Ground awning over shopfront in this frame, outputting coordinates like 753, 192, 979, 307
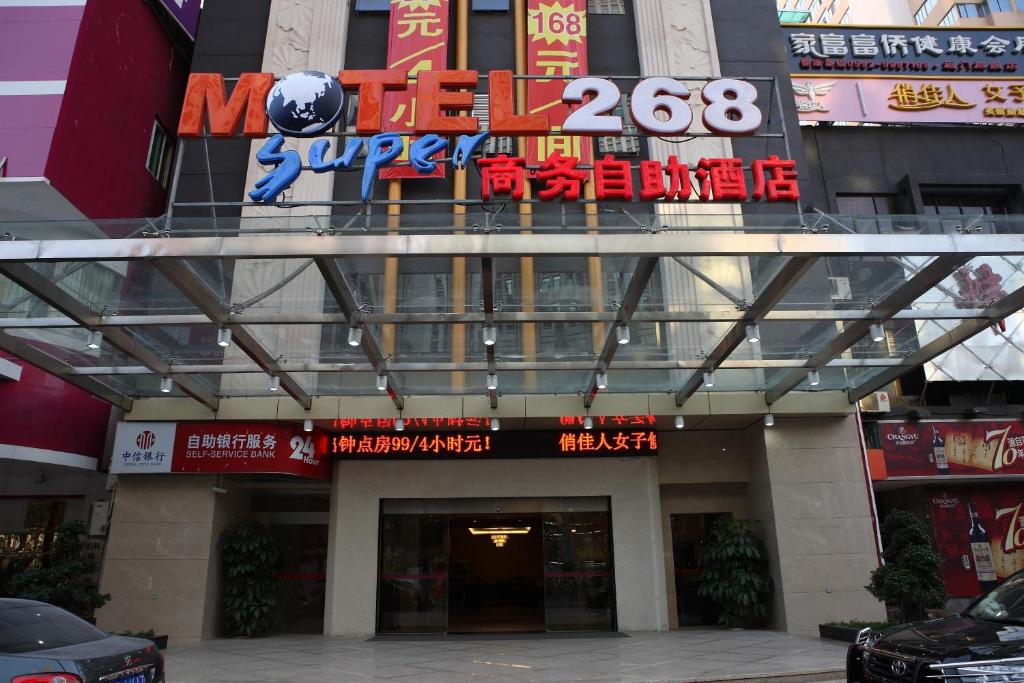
1, 213, 1023, 420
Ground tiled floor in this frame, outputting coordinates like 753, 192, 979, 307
163, 629, 850, 683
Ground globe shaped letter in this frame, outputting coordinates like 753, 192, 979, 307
266, 71, 345, 137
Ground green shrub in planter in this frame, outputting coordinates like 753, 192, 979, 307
220, 520, 280, 637
867, 510, 945, 623
696, 518, 774, 628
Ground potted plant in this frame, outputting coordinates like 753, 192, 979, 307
696, 517, 774, 628
866, 510, 946, 623
1, 520, 109, 619
220, 520, 280, 637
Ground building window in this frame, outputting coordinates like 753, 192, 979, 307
588, 0, 625, 14
914, 0, 939, 23
596, 95, 639, 156
354, 0, 389, 12
987, 0, 1015, 11
472, 0, 510, 10
145, 120, 173, 188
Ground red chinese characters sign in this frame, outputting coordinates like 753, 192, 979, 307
525, 0, 591, 166
381, 0, 450, 179
111, 422, 331, 481
928, 486, 1024, 597
330, 430, 657, 459
877, 419, 1024, 477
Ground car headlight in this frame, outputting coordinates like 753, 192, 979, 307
932, 659, 1024, 683
856, 628, 882, 648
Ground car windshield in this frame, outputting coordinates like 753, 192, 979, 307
968, 572, 1024, 625
0, 604, 107, 654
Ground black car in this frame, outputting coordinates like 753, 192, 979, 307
848, 570, 1024, 682
0, 599, 164, 683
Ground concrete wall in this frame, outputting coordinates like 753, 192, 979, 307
96, 476, 248, 644
324, 457, 670, 635
749, 416, 886, 634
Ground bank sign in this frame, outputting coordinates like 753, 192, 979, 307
111, 421, 331, 481
179, 32, 799, 205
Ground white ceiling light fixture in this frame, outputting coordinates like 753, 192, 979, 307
583, 415, 593, 430
395, 416, 405, 432
703, 371, 715, 388
487, 373, 498, 391
616, 324, 631, 345
376, 373, 388, 391
217, 327, 232, 347
869, 323, 885, 343
675, 415, 685, 429
745, 323, 760, 344
596, 372, 608, 390
268, 375, 281, 392
347, 326, 362, 347
764, 413, 775, 427
490, 417, 500, 431
303, 418, 313, 432
807, 369, 821, 387
86, 330, 103, 350
159, 376, 173, 393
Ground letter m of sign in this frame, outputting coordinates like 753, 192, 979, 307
177, 73, 275, 138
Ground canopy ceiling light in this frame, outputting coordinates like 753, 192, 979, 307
347, 326, 362, 347
376, 373, 387, 391
159, 376, 173, 393
870, 323, 886, 343
807, 369, 821, 387
764, 413, 775, 427
395, 416, 405, 432
86, 330, 102, 350
675, 415, 685, 429
303, 418, 313, 432
596, 372, 608, 390
616, 324, 631, 345
268, 375, 281, 392
216, 327, 232, 348
583, 415, 593, 430
487, 373, 498, 391
490, 417, 500, 431
745, 323, 761, 344
482, 325, 496, 346
703, 371, 715, 388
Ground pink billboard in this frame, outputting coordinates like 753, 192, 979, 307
792, 76, 1024, 125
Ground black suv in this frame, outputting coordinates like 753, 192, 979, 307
848, 570, 1024, 683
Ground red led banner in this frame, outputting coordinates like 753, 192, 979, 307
928, 485, 1024, 597
111, 422, 331, 481
525, 0, 591, 167
878, 419, 1024, 477
381, 0, 450, 179
330, 429, 657, 459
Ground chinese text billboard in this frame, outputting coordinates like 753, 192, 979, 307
928, 485, 1024, 597
525, 0, 591, 166
381, 0, 450, 179
878, 419, 1024, 478
112, 421, 331, 481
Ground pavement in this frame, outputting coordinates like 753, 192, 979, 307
163, 629, 850, 683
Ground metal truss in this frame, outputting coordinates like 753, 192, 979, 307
584, 257, 658, 408
155, 260, 312, 410
675, 256, 818, 406
0, 330, 132, 410
848, 282, 1024, 402
0, 262, 218, 410
315, 257, 404, 410
764, 255, 969, 405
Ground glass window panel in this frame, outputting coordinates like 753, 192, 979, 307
377, 514, 448, 634
543, 510, 615, 631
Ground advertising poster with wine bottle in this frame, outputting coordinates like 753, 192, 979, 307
877, 419, 1024, 477
928, 486, 1024, 597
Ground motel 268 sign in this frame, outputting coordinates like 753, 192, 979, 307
178, 68, 800, 205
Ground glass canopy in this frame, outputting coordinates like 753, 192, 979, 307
1, 213, 1022, 413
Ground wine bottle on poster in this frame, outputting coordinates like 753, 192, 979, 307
933, 426, 949, 475
968, 502, 998, 592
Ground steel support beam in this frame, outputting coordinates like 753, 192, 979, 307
0, 307, 994, 330
0, 331, 132, 410
584, 257, 658, 408
482, 256, 497, 409
4, 233, 1024, 262
155, 260, 312, 410
0, 263, 218, 410
764, 255, 970, 405
675, 256, 818, 406
315, 257, 404, 410
847, 282, 1024, 402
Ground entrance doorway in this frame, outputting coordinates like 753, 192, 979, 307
448, 514, 544, 633
376, 498, 616, 634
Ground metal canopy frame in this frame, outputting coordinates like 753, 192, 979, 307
763, 254, 969, 405
1, 232, 1023, 412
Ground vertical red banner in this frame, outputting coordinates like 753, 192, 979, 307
525, 0, 591, 167
381, 0, 450, 179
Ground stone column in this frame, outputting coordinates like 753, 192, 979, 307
749, 416, 887, 633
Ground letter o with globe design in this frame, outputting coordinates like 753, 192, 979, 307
266, 70, 346, 137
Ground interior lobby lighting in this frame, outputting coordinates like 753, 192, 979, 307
347, 326, 362, 347
583, 415, 593, 430
675, 415, 685, 429
303, 418, 313, 432
216, 327, 232, 347
159, 376, 173, 393
469, 527, 531, 535
616, 324, 631, 345
491, 534, 508, 548
596, 372, 608, 390
395, 417, 405, 431
807, 369, 821, 387
482, 325, 497, 346
764, 413, 775, 427
490, 417, 500, 431
703, 371, 715, 388
487, 373, 498, 391
869, 323, 885, 343
86, 330, 102, 350
745, 323, 761, 344
268, 375, 281, 392
376, 373, 387, 391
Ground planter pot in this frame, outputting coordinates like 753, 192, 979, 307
819, 624, 862, 643
147, 635, 168, 650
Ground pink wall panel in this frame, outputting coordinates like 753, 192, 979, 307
0, 5, 83, 81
